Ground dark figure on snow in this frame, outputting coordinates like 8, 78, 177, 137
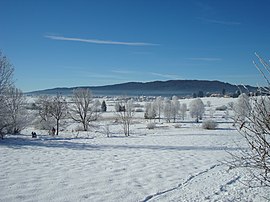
32, 132, 37, 138
51, 127, 56, 136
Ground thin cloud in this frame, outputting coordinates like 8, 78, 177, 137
188, 57, 222, 62
199, 17, 241, 25
151, 72, 182, 80
45, 35, 159, 46
111, 70, 137, 74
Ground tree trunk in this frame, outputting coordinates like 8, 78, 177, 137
56, 119, 59, 135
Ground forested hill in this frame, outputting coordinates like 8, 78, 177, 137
27, 80, 257, 96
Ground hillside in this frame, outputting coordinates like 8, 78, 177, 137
27, 80, 257, 96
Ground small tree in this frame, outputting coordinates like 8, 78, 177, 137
0, 52, 14, 95
189, 98, 205, 122
48, 94, 68, 135
0, 52, 14, 138
154, 96, 163, 122
101, 100, 107, 112
5, 87, 28, 134
144, 102, 156, 120
179, 103, 187, 120
198, 91, 204, 98
116, 100, 134, 136
35, 95, 54, 130
163, 98, 172, 123
234, 93, 251, 122
171, 96, 180, 122
70, 88, 98, 131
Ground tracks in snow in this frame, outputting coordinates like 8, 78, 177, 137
140, 164, 221, 202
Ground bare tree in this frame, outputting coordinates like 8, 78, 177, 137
48, 94, 68, 135
189, 98, 205, 122
116, 99, 134, 136
233, 93, 251, 122
0, 52, 14, 95
0, 52, 14, 138
5, 87, 28, 134
180, 103, 187, 120
144, 102, 156, 121
70, 88, 98, 131
171, 96, 180, 122
163, 98, 172, 123
229, 54, 270, 187
154, 96, 163, 122
35, 95, 54, 130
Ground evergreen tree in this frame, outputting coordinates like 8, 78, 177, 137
101, 100, 107, 112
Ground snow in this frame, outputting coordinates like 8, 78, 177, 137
0, 97, 269, 201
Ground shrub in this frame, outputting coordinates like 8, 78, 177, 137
146, 122, 156, 129
174, 124, 181, 128
202, 119, 218, 130
135, 108, 144, 112
215, 105, 227, 111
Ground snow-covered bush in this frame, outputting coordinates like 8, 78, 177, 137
174, 123, 181, 128
135, 108, 144, 112
215, 105, 227, 111
202, 119, 218, 130
146, 122, 156, 129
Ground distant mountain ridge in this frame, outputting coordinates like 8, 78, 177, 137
27, 80, 257, 97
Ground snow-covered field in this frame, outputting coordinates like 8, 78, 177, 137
0, 97, 269, 201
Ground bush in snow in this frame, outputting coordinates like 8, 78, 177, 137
146, 122, 156, 129
174, 123, 181, 128
215, 105, 227, 111
202, 119, 218, 130
135, 108, 144, 112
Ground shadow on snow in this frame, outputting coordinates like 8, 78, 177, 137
0, 135, 246, 152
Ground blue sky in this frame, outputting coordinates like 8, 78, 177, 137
1, 0, 270, 92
